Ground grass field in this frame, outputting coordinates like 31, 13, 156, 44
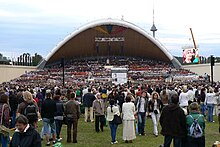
37, 115, 220, 147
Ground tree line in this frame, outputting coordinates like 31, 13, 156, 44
0, 53, 43, 66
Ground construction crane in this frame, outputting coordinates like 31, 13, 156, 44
189, 28, 200, 63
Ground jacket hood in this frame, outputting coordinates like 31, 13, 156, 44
151, 91, 160, 99
166, 103, 180, 111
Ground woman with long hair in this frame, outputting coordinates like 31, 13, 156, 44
106, 99, 120, 144
148, 92, 163, 137
0, 94, 10, 147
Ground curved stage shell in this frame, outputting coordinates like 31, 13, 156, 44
38, 18, 181, 69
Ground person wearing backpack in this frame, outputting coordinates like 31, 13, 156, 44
186, 102, 205, 147
17, 91, 39, 129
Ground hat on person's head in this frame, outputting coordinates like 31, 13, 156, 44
23, 91, 33, 102
189, 102, 199, 112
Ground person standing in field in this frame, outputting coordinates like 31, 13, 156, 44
160, 94, 187, 147
122, 95, 136, 143
64, 92, 80, 143
106, 99, 120, 144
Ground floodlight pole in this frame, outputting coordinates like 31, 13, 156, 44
61, 57, 65, 87
211, 63, 213, 85
210, 55, 214, 85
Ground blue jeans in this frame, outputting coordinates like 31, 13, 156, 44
109, 121, 118, 142
0, 134, 8, 147
207, 104, 214, 122
138, 112, 146, 134
164, 135, 182, 147
55, 119, 63, 139
43, 118, 56, 135
200, 103, 206, 117
11, 110, 16, 128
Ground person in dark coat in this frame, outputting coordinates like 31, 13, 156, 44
9, 90, 18, 128
10, 115, 41, 147
54, 93, 64, 142
41, 90, 57, 146
82, 88, 96, 122
160, 93, 187, 147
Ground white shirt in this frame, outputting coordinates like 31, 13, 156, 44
82, 88, 88, 97
179, 92, 189, 107
106, 105, 120, 121
153, 100, 159, 112
187, 90, 195, 102
205, 93, 216, 104
122, 102, 135, 120
139, 98, 146, 113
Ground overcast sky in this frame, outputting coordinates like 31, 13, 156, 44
1, 0, 220, 59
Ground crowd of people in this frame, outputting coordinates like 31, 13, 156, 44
0, 80, 219, 146
0, 56, 218, 147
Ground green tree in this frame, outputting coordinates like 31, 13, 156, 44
32, 53, 43, 66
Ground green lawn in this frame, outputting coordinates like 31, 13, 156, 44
37, 115, 220, 147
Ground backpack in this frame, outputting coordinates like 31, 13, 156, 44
23, 103, 38, 122
189, 114, 203, 138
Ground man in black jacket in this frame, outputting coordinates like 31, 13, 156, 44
41, 90, 57, 146
9, 90, 18, 128
10, 115, 41, 147
160, 94, 187, 147
82, 88, 96, 122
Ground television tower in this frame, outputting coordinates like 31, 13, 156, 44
150, 1, 157, 38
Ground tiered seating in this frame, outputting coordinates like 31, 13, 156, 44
10, 56, 199, 85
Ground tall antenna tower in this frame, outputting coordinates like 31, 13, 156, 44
150, 0, 157, 38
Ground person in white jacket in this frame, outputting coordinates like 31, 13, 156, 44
205, 87, 219, 122
187, 86, 195, 104
179, 86, 189, 113
122, 95, 136, 143
106, 99, 120, 145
